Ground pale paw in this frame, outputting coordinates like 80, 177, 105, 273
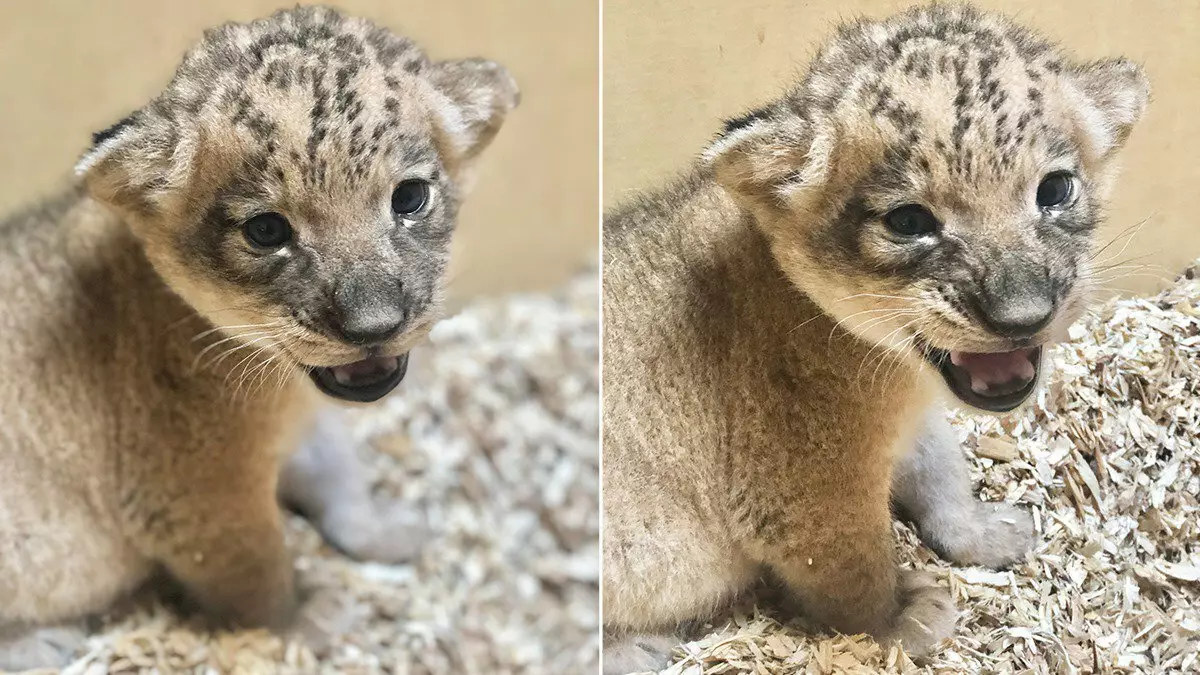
921, 502, 1035, 569
887, 571, 956, 658
289, 587, 365, 655
602, 632, 677, 675
322, 502, 431, 565
0, 625, 87, 671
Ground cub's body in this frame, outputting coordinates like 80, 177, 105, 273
602, 4, 1146, 672
0, 190, 314, 627
604, 172, 938, 637
0, 6, 517, 669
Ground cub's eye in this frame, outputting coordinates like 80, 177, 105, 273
1036, 171, 1075, 209
882, 204, 940, 237
242, 213, 292, 250
391, 179, 430, 217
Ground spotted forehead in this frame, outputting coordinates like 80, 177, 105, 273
160, 7, 441, 193
804, 5, 1077, 188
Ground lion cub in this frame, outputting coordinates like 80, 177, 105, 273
602, 4, 1146, 671
0, 6, 517, 670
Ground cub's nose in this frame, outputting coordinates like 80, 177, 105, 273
331, 269, 406, 346
335, 306, 406, 346
976, 297, 1053, 341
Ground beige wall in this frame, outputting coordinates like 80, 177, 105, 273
604, 0, 1199, 295
0, 0, 598, 306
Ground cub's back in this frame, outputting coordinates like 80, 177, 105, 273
0, 189, 156, 624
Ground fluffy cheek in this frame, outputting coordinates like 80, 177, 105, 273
770, 224, 930, 349
180, 280, 280, 335
1048, 275, 1093, 342
151, 246, 287, 337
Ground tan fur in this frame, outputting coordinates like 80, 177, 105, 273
602, 4, 1146, 672
0, 7, 516, 670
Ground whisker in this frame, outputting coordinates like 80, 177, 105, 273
852, 310, 921, 336
197, 332, 284, 373
874, 333, 918, 389
1088, 216, 1153, 265
820, 307, 918, 342
855, 316, 924, 383
832, 292, 916, 303
867, 322, 923, 387
191, 329, 281, 371
213, 333, 286, 376
190, 320, 284, 343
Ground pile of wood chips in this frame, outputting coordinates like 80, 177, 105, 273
651, 269, 1200, 674
52, 271, 600, 675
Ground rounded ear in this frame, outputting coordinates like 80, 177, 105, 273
423, 57, 520, 180
1070, 58, 1150, 157
75, 110, 184, 216
702, 105, 830, 208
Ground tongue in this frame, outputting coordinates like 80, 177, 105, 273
330, 356, 399, 386
950, 348, 1036, 394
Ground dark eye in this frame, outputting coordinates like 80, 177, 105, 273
242, 212, 292, 249
1036, 171, 1075, 209
391, 179, 430, 216
882, 204, 940, 237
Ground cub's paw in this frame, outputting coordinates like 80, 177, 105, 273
0, 625, 87, 671
923, 502, 1035, 570
323, 502, 432, 565
290, 586, 365, 655
603, 632, 677, 675
887, 571, 957, 658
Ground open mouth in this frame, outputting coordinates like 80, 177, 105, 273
307, 353, 409, 403
923, 345, 1042, 412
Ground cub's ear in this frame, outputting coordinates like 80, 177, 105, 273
702, 105, 830, 208
75, 110, 183, 216
1070, 58, 1149, 157
424, 57, 520, 181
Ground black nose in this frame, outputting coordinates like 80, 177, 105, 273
976, 298, 1053, 340
331, 269, 406, 346
335, 307, 405, 346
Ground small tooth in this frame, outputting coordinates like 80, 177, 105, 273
950, 351, 964, 366
970, 375, 990, 394
1016, 357, 1036, 380
333, 368, 352, 385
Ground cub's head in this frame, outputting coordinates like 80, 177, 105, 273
707, 3, 1147, 412
77, 6, 518, 402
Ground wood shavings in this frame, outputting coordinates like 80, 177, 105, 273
974, 436, 1020, 463
651, 265, 1200, 674
58, 270, 599, 675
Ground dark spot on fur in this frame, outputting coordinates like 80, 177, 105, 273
952, 115, 972, 150
91, 114, 138, 146
722, 106, 774, 134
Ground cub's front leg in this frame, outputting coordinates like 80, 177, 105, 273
753, 436, 956, 657
279, 406, 429, 564
762, 500, 956, 657
127, 448, 297, 630
892, 406, 1035, 569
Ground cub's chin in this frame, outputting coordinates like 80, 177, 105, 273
920, 344, 1042, 413
307, 353, 410, 403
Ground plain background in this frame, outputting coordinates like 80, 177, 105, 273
605, 0, 1199, 295
0, 0, 598, 307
